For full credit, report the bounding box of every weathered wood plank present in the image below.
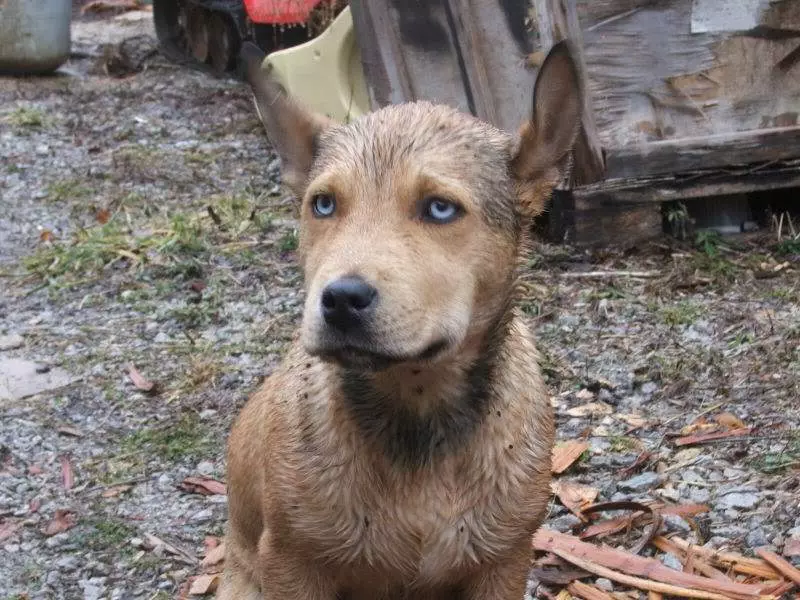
[604,125,800,179]
[573,0,800,148]
[574,161,800,205]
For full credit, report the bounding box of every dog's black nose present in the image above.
[321,276,377,331]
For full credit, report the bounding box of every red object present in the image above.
[244,0,326,24]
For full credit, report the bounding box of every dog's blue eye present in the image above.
[312,194,336,218]
[423,198,460,223]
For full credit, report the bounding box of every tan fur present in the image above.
[219,41,582,600]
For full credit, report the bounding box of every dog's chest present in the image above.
[287,445,529,583]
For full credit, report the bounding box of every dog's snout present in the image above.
[321,276,378,330]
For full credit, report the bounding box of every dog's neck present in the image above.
[337,304,514,469]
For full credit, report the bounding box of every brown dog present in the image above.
[218,40,582,600]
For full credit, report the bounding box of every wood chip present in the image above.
[201,541,226,568]
[188,573,220,595]
[178,477,227,496]
[0,519,21,542]
[532,530,769,599]
[568,580,615,600]
[714,412,746,429]
[43,510,76,536]
[552,440,590,474]
[566,402,614,418]
[674,427,752,447]
[667,537,781,580]
[756,548,800,586]
[127,363,156,393]
[60,455,74,491]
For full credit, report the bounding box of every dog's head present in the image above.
[245,42,582,371]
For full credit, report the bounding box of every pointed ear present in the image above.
[240,42,332,193]
[511,40,582,186]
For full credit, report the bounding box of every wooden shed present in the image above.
[349,0,800,246]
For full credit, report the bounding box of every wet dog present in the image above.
[218,39,582,600]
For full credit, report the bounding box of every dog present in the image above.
[218,39,582,600]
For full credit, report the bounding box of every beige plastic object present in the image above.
[263,6,369,124]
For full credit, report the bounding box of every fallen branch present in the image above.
[756,548,800,586]
[532,530,770,599]
[669,538,781,580]
[559,270,660,279]
[546,544,763,600]
[653,536,730,582]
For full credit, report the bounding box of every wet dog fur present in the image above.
[217,40,582,600]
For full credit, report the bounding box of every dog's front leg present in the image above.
[462,539,533,600]
[258,542,337,599]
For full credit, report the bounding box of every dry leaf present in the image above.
[179,477,227,496]
[201,541,226,568]
[566,402,613,418]
[189,573,220,595]
[679,420,716,436]
[60,455,74,490]
[28,464,44,475]
[127,363,155,392]
[714,412,746,430]
[617,413,647,428]
[551,440,589,474]
[29,497,41,513]
[575,388,595,401]
[96,208,111,224]
[39,229,55,242]
[552,480,599,517]
[0,519,21,542]
[102,484,133,498]
[43,510,76,536]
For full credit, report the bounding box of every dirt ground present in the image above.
[1,9,799,600]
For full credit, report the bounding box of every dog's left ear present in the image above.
[241,42,332,194]
[511,40,582,217]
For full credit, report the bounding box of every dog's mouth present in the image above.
[312,339,450,371]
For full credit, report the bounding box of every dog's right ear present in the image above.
[240,42,332,193]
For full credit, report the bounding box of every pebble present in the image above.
[56,555,80,570]
[716,492,761,510]
[79,576,107,600]
[618,472,660,492]
[549,514,582,533]
[690,488,711,503]
[196,460,215,476]
[663,514,692,533]
[746,527,768,548]
[0,333,24,351]
[595,578,613,591]
[661,553,683,570]
[191,508,213,522]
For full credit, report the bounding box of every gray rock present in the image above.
[595,578,613,592]
[746,527,768,548]
[196,460,215,476]
[79,577,107,600]
[549,514,581,533]
[618,472,661,492]
[0,333,24,351]
[0,358,78,401]
[690,488,711,503]
[716,492,761,510]
[661,553,683,571]
[191,508,213,522]
[56,555,80,570]
[641,381,658,395]
[663,514,692,533]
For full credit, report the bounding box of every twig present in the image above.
[670,538,781,580]
[559,270,660,279]
[547,547,763,600]
[568,581,615,600]
[756,548,800,586]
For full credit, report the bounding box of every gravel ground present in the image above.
[1,10,799,600]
